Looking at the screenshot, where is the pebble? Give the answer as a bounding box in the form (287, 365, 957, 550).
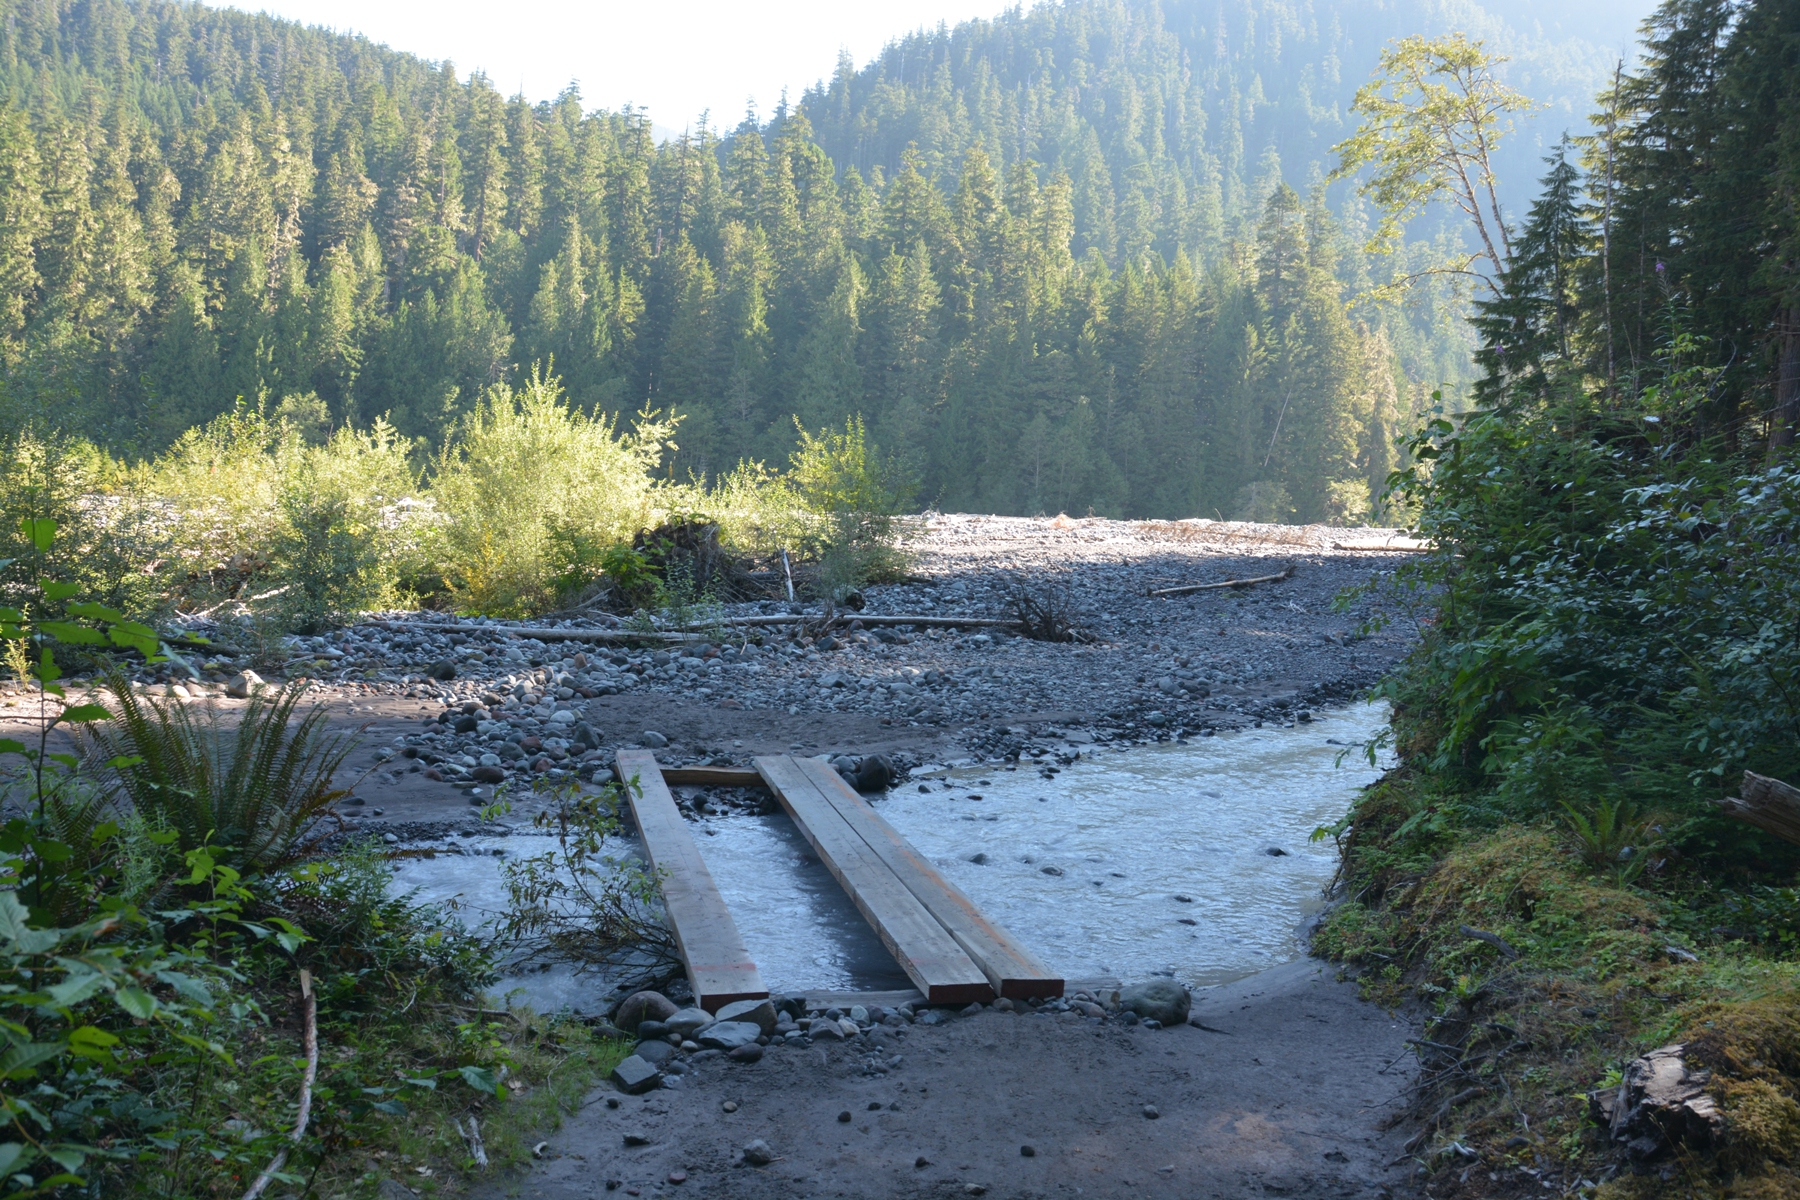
(838, 1110, 853, 1123)
(915, 1155, 931, 1168)
(1020, 1145, 1037, 1157)
(1142, 1105, 1160, 1119)
(742, 1139, 774, 1167)
(722, 1100, 738, 1112)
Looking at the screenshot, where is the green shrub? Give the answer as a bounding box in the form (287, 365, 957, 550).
(427, 370, 676, 616)
(79, 676, 358, 873)
(785, 415, 914, 594)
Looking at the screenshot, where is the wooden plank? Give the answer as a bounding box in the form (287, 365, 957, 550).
(791, 758, 1063, 1001)
(755, 756, 992, 1005)
(606, 766, 769, 788)
(615, 750, 767, 1012)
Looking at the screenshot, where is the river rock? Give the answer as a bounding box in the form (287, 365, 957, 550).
(615, 990, 678, 1034)
(714, 998, 777, 1035)
(805, 1017, 845, 1040)
(641, 730, 669, 748)
(742, 1139, 774, 1167)
(728, 1042, 764, 1063)
(852, 754, 898, 792)
(610, 1055, 661, 1094)
(224, 669, 265, 699)
(664, 1007, 714, 1038)
(697, 1021, 762, 1051)
(427, 660, 458, 681)
(1121, 979, 1191, 1025)
(914, 1008, 949, 1027)
(1589, 1043, 1723, 1160)
(469, 765, 507, 784)
(632, 1039, 675, 1065)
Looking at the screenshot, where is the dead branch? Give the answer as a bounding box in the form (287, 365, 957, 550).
(1458, 924, 1520, 959)
(1147, 564, 1295, 598)
(240, 970, 318, 1200)
(1715, 771, 1800, 847)
(452, 1115, 489, 1168)
(998, 575, 1091, 643)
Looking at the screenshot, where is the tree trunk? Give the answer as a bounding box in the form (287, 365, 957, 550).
(1772, 307, 1800, 450)
(1715, 771, 1800, 846)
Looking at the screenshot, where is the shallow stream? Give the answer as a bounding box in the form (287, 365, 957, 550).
(391, 702, 1392, 1009)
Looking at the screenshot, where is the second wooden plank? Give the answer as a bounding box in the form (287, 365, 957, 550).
(793, 757, 1063, 1000)
(755, 756, 992, 1005)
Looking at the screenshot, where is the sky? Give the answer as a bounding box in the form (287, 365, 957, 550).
(247, 0, 1009, 133)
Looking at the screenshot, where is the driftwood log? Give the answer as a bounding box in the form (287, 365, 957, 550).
(674, 614, 1021, 631)
(1147, 564, 1295, 598)
(1716, 771, 1800, 847)
(369, 620, 700, 645)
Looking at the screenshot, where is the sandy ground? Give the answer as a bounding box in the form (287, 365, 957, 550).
(486, 959, 1414, 1200)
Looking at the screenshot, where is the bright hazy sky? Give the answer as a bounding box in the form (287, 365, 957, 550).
(247, 0, 1008, 131)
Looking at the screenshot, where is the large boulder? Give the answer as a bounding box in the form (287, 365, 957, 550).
(1121, 979, 1191, 1026)
(714, 998, 777, 1035)
(664, 1007, 714, 1038)
(1589, 1044, 1722, 1160)
(614, 990, 678, 1035)
(852, 755, 898, 793)
(697, 1021, 763, 1051)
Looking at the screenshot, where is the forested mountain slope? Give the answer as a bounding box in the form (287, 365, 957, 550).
(799, 0, 1641, 263)
(0, 0, 1631, 520)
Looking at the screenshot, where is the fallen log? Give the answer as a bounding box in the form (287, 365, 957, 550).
(1716, 771, 1800, 847)
(1331, 540, 1430, 553)
(368, 619, 699, 644)
(674, 614, 1021, 631)
(1147, 564, 1295, 598)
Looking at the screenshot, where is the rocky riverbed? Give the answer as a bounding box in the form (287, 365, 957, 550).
(1, 515, 1421, 835)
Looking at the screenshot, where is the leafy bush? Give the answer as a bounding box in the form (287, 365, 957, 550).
(1373, 395, 1800, 855)
(427, 370, 676, 616)
(0, 430, 171, 624)
(495, 784, 677, 981)
(785, 416, 914, 594)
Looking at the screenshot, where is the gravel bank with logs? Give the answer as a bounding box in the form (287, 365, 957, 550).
(1, 515, 1421, 834)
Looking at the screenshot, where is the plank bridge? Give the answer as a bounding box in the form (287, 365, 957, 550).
(613, 752, 1062, 1010)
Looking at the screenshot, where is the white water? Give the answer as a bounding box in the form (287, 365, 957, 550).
(390, 702, 1392, 1007)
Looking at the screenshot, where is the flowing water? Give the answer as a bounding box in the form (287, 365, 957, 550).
(391, 702, 1392, 1009)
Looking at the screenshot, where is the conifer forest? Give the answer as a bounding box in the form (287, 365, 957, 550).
(0, 0, 1620, 524)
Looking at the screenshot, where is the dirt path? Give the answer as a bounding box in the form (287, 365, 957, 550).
(494, 959, 1413, 1200)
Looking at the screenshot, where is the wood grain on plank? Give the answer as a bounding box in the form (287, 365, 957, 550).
(616, 750, 767, 1012)
(792, 757, 1063, 1000)
(755, 756, 992, 1004)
